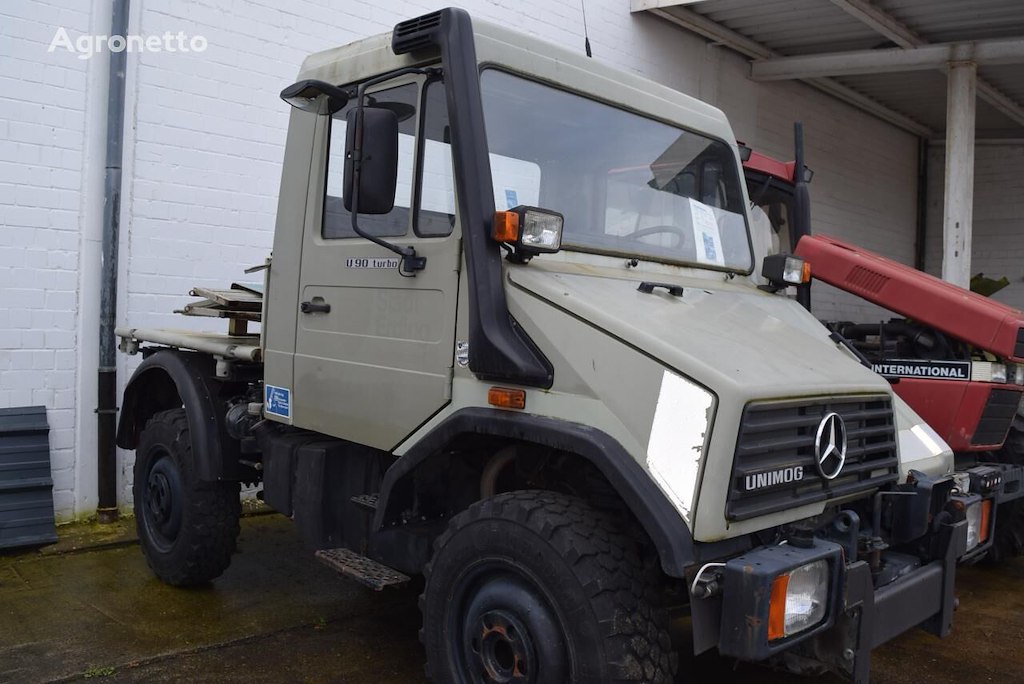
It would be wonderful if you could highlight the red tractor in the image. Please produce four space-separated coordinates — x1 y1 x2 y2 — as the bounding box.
742 127 1024 561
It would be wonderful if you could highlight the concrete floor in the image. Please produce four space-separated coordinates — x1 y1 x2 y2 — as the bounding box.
2 514 1023 683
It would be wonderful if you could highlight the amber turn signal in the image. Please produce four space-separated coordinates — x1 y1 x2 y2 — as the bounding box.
767 573 790 641
980 498 993 544
488 386 526 410
493 210 520 243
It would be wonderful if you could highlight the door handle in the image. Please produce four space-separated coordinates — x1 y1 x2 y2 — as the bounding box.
300 300 331 314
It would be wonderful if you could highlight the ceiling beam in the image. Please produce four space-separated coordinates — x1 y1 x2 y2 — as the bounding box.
829 0 1024 128
630 0 711 10
975 81 1024 127
801 77 931 136
643 6 931 136
751 38 1024 81
828 0 922 49
645 6 771 59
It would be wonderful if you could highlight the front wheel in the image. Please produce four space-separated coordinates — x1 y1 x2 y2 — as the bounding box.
133 408 241 586
420 490 674 683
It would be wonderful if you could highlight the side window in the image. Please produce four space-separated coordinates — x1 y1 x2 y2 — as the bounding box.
416 80 456 237
323 83 417 239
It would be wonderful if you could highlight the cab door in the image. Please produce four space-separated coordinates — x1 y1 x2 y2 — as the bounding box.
291 76 461 450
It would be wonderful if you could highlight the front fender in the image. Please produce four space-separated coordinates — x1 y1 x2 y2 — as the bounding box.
117 350 239 481
375 407 696 577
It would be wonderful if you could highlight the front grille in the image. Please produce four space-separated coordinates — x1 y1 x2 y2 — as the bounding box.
727 395 898 521
971 388 1020 446
1015 327 1024 360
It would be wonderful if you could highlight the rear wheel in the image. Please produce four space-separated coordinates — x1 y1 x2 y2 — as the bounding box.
988 416 1024 563
133 408 241 586
420 490 674 683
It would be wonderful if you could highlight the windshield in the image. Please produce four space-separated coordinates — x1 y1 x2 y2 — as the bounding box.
480 70 752 271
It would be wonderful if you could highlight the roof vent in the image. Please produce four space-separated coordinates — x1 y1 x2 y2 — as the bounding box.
392 10 444 55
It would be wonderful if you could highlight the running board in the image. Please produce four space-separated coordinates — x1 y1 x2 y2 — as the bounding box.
350 493 379 512
314 548 410 591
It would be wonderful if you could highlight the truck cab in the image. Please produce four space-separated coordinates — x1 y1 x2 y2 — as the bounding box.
116 9 968 682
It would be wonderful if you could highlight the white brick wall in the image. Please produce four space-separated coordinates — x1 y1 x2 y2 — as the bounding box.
2 0 928 518
925 144 1024 311
0 0 93 519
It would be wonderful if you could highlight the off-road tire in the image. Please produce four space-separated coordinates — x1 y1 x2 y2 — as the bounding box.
988 416 1024 563
133 408 241 586
420 490 675 683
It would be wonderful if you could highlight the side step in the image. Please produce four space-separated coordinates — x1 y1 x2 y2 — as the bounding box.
315 548 410 591
350 493 379 512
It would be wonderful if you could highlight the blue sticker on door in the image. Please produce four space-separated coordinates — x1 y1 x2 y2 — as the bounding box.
265 385 291 418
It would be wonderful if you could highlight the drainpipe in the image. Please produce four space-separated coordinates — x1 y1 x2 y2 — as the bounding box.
914 137 929 271
97 0 129 523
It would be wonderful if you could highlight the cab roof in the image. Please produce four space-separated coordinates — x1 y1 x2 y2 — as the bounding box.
295 12 737 147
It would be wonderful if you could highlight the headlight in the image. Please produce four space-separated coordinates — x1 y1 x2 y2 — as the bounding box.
492 205 563 257
964 499 993 551
519 208 563 252
972 361 1013 383
965 501 982 550
991 363 1008 383
1013 365 1024 385
768 559 829 640
761 254 811 288
719 542 841 660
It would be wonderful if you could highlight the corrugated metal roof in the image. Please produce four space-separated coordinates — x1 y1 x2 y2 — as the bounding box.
980 63 1024 111
692 0 885 56
836 70 1023 132
878 0 1024 43
648 0 1024 138
0 406 58 550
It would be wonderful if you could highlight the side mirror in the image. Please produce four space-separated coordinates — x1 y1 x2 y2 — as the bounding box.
343 107 399 215
280 79 349 115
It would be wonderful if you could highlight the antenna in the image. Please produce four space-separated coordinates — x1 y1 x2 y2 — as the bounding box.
580 0 592 57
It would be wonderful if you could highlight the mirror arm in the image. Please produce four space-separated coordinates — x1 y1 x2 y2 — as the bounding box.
346 67 442 275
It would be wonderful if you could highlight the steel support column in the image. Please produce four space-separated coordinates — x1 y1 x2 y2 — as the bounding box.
941 50 976 288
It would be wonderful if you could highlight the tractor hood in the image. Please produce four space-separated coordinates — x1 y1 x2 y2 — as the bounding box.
508 263 888 402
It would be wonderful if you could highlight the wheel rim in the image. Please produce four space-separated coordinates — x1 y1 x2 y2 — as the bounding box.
142 451 184 553
451 564 569 683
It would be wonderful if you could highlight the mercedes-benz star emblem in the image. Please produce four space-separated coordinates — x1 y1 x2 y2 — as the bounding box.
814 412 847 480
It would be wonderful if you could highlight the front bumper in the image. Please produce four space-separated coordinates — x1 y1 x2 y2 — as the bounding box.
710 518 966 683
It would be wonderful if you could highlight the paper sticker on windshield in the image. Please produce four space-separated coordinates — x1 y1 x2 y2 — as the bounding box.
688 199 725 266
491 154 540 209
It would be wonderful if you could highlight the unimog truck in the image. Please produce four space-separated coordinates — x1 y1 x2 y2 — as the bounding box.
116 9 968 683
